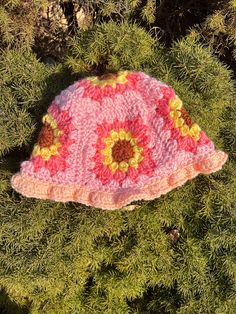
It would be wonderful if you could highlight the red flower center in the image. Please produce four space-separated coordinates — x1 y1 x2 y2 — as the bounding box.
112 140 134 162
179 108 193 126
38 123 54 148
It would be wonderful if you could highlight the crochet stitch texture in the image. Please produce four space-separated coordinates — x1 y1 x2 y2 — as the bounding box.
11 71 228 210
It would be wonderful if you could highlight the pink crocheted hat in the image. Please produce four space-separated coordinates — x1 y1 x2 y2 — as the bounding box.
11 71 228 210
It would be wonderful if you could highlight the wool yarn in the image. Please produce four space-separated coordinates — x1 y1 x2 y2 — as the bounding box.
11 71 228 210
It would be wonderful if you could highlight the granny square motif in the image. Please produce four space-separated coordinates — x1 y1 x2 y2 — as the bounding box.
11 71 228 209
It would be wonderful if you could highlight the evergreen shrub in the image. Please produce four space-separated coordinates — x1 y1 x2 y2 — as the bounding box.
0 7 235 314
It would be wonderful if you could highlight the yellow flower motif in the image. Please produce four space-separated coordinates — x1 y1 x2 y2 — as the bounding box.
32 146 41 156
87 71 129 88
42 113 57 129
128 158 139 169
32 114 62 160
118 128 126 140
168 96 201 141
119 161 129 172
110 130 119 141
53 129 61 137
130 138 137 146
101 147 112 157
110 162 119 172
181 125 190 136
189 123 201 140
40 148 51 160
104 137 114 147
125 131 132 141
169 110 181 120
50 143 61 155
101 128 144 173
103 156 113 165
169 96 183 110
174 118 184 128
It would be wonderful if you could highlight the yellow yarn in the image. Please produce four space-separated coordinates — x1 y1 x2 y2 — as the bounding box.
101 128 144 172
169 96 201 140
87 71 129 88
169 96 182 110
119 161 129 172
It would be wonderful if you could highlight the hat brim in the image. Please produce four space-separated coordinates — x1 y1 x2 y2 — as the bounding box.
11 150 228 210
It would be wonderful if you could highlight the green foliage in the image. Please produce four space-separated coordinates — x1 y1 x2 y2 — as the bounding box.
0 49 75 157
165 31 234 145
66 21 157 73
0 50 43 156
196 0 236 67
0 0 236 312
0 0 48 49
229 0 236 10
0 287 29 314
79 0 156 25
0 19 235 313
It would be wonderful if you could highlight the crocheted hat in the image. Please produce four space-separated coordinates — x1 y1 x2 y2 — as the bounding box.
11 71 228 210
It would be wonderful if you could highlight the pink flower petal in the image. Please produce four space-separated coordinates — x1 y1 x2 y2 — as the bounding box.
198 131 211 145
46 155 67 175
99 166 112 184
124 120 130 131
92 151 104 162
93 164 104 175
58 146 69 157
163 117 174 130
160 86 175 100
57 112 70 125
178 136 197 153
113 170 126 183
48 102 60 116
156 99 170 116
111 118 119 131
32 156 45 172
127 167 139 182
170 127 181 140
96 123 111 137
95 139 106 150
59 134 68 143
137 134 149 146
138 159 155 176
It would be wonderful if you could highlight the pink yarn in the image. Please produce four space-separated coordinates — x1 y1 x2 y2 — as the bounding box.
11 70 228 210
80 72 141 102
